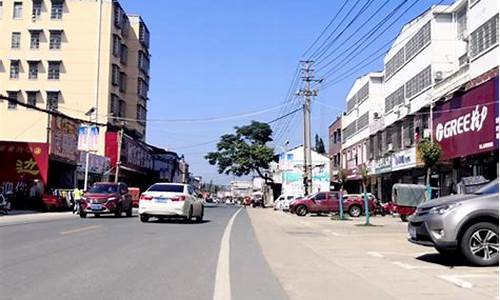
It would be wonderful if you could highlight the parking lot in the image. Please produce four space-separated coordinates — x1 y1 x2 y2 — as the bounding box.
248 209 499 300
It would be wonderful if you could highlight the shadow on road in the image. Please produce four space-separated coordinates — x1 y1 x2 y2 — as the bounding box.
415 252 497 268
147 218 211 225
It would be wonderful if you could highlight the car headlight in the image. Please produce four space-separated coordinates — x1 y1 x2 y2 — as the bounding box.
107 197 118 201
429 203 461 215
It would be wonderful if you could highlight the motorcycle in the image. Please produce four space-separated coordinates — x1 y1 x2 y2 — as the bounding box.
0 194 12 214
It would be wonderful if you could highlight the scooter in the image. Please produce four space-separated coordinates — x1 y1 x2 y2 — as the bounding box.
0 194 12 214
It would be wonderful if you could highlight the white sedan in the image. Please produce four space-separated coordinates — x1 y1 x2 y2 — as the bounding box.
139 183 204 223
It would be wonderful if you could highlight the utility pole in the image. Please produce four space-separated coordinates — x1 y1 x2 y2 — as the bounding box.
297 60 321 196
114 124 124 183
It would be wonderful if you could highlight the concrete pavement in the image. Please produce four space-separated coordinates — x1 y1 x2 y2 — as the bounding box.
247 209 499 300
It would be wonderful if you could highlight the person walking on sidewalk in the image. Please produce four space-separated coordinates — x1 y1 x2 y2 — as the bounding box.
73 187 82 214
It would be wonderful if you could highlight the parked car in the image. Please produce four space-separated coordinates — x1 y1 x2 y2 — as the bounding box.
408 179 499 266
80 182 133 218
289 192 377 217
339 194 378 217
138 183 204 223
274 194 301 211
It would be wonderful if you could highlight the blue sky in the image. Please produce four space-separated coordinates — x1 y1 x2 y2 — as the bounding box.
120 0 452 184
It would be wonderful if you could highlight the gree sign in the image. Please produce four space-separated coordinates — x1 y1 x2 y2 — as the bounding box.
433 77 498 160
435 105 488 142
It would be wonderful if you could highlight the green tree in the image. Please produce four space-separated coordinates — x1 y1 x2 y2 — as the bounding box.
205 121 275 182
314 134 326 154
418 137 442 201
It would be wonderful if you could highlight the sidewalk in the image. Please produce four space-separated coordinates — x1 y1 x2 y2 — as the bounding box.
247 208 498 300
0 210 74 226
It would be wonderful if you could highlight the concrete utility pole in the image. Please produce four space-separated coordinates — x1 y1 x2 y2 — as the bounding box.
297 60 321 196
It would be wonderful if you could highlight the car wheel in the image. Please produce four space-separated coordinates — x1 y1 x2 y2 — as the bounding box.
185 206 193 223
126 204 133 217
295 205 308 217
196 206 204 223
348 205 362 218
140 214 149 223
460 222 499 266
400 215 408 222
79 211 87 218
114 204 122 218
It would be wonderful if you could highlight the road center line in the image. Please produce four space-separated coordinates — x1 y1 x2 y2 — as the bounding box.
60 225 101 235
213 207 243 300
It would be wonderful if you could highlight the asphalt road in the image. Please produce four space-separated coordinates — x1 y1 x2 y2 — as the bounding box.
0 205 287 300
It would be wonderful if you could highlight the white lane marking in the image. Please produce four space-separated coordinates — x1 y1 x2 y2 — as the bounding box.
367 251 385 258
438 275 474 289
213 207 243 300
391 261 439 270
60 225 101 235
321 229 341 236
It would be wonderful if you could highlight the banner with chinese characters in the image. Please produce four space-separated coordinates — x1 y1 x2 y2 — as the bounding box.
77 125 99 152
51 116 79 162
0 142 49 184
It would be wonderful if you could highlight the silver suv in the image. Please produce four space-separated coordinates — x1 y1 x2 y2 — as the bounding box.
408 179 498 266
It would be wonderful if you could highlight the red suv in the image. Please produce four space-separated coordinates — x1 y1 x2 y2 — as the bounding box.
289 192 376 217
80 182 133 218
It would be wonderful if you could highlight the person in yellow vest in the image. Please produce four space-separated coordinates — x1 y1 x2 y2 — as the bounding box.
73 187 82 214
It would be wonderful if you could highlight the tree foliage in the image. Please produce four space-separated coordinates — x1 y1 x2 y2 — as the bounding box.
314 134 326 154
418 138 442 168
205 121 275 181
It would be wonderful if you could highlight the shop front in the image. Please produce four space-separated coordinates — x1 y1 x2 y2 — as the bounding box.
0 141 49 209
433 75 499 195
75 152 111 188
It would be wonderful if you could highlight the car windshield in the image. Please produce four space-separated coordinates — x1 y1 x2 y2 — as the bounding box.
474 180 499 195
89 184 118 194
148 184 184 193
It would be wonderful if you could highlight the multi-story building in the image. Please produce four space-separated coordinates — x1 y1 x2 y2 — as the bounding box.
328 116 342 187
0 0 151 192
341 72 384 192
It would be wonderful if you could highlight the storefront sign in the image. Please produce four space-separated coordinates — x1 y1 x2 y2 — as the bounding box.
51 116 79 162
374 156 392 174
0 142 49 184
433 77 499 160
77 152 110 174
105 132 153 171
392 147 417 171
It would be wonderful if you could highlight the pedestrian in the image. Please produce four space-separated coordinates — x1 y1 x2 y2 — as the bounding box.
73 187 82 214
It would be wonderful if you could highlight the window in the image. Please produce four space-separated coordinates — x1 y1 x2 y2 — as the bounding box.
28 61 38 79
121 16 130 38
113 4 122 28
49 30 62 49
112 64 120 85
30 31 40 49
342 121 356 142
112 35 121 57
137 78 148 98
110 94 119 116
385 48 405 79
7 91 18 110
405 22 431 61
119 72 127 92
10 60 20 79
470 14 499 58
48 61 61 79
357 83 369 104
27 91 37 107
118 99 125 117
138 51 150 74
314 193 326 200
50 0 63 20
456 5 467 39
11 32 21 48
120 44 128 64
385 86 404 113
46 91 59 110
147 184 184 193
32 0 42 19
357 112 369 130
405 66 431 100
136 104 146 123
13 2 22 19
346 96 356 112
139 22 150 48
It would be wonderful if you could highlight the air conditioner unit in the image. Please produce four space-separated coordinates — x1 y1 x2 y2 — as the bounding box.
434 71 444 82
460 32 469 42
373 112 380 120
387 143 393 152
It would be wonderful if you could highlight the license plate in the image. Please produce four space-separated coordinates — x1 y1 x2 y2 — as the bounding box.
155 197 170 203
91 204 102 210
408 226 417 239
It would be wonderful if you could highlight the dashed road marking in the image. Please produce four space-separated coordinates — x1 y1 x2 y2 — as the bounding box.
438 275 474 289
60 225 101 235
367 251 385 258
391 261 440 270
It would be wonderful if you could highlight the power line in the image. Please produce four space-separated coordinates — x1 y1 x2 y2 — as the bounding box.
308 0 364 60
310 0 376 61
301 0 350 58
